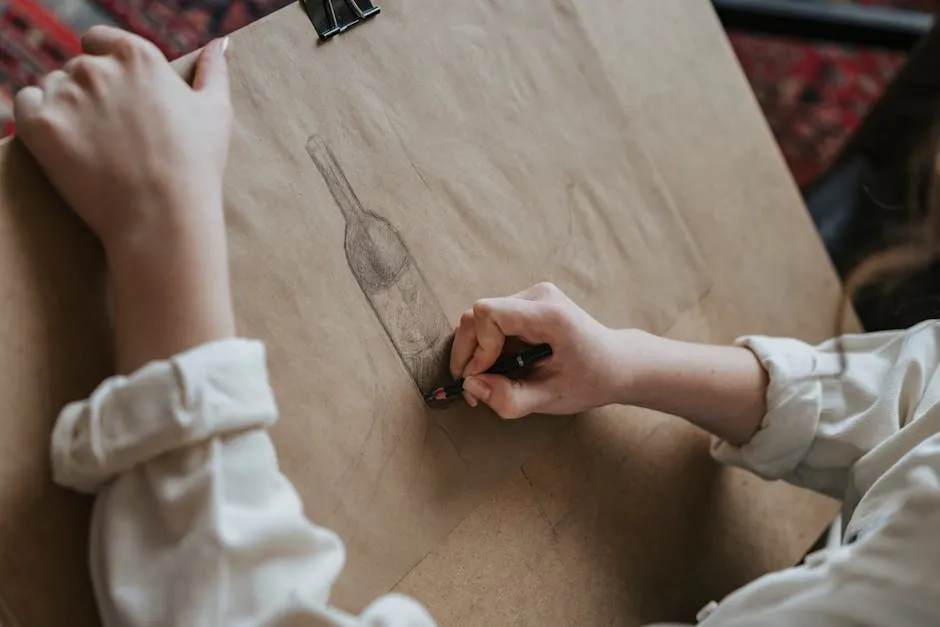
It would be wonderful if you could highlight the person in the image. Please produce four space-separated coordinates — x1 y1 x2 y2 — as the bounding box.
12 25 939 627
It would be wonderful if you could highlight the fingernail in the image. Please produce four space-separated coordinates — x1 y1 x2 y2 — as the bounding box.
463 391 479 408
215 36 230 57
463 377 491 403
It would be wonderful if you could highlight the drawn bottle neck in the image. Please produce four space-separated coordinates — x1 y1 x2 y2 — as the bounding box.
307 135 367 225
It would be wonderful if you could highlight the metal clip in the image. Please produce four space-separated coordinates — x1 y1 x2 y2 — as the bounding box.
303 0 380 41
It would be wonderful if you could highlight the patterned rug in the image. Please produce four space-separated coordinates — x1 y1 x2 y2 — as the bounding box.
89 0 293 58
0 0 937 186
729 33 908 185
1 0 83 135
0 0 291 134
728 0 939 184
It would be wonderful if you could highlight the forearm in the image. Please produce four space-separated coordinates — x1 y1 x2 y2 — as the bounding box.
612 330 768 445
107 203 235 374
51 339 435 626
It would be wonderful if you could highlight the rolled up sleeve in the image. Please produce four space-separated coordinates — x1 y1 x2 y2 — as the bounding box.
51 339 435 627
711 321 940 498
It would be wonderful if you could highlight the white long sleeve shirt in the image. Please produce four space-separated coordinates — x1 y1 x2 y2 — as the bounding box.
50 324 940 626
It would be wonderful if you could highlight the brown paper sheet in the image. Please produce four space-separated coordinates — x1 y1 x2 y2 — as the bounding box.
0 142 111 626
0 1 710 623
385 2 849 624
224 0 708 610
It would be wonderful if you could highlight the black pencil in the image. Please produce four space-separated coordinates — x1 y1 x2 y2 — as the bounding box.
424 343 553 406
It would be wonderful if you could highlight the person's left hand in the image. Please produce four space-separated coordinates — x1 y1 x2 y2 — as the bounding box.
13 27 237 373
13 26 233 254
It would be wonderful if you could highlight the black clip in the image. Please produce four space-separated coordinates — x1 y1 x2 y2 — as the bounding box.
303 0 380 41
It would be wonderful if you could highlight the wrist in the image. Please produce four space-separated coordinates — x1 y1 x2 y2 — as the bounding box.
104 200 235 373
599 328 665 407
605 331 768 444
102 192 224 264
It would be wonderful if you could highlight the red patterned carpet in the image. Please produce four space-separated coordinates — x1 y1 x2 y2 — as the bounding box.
0 0 937 185
87 0 293 58
0 0 291 134
1 0 82 136
729 32 908 185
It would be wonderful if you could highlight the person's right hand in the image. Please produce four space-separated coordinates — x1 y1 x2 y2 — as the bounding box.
450 282 642 419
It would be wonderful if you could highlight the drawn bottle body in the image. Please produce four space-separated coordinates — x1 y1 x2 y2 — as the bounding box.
307 136 451 394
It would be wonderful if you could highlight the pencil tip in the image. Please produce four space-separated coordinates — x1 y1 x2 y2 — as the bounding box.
424 386 444 405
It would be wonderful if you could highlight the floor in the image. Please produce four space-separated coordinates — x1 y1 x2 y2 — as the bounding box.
36 0 115 30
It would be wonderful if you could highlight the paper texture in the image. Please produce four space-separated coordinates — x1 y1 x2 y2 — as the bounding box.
221 0 707 610
387 2 848 624
0 1 708 623
0 141 111 626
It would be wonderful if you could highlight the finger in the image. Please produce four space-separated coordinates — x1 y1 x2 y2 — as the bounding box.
464 374 555 420
462 389 479 408
463 298 555 376
13 86 43 125
63 55 112 89
192 37 230 98
83 26 166 67
63 54 107 74
450 309 478 378
81 25 135 56
39 70 69 94
513 281 566 303
63 56 84 74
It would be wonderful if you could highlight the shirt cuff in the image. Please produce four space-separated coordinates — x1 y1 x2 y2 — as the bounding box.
51 338 277 493
710 336 826 479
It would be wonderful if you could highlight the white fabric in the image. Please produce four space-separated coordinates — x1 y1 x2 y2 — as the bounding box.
50 324 940 626
52 339 434 627
699 321 940 626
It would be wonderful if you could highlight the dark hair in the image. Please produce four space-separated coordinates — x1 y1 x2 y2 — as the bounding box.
840 119 940 333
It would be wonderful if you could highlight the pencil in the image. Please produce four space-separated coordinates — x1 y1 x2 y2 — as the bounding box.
424 343 553 406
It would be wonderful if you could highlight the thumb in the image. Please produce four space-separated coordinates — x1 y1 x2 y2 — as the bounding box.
464 374 554 420
463 297 555 376
12 86 43 143
193 37 230 97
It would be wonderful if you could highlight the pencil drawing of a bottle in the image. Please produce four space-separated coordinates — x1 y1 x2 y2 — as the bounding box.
306 135 451 397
